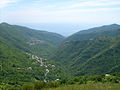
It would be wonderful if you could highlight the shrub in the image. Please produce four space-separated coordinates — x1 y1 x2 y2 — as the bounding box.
87 81 96 84
47 81 60 88
67 80 75 85
8 88 17 90
86 76 103 82
22 84 34 90
34 82 45 90
59 79 68 84
78 80 87 84
102 76 120 83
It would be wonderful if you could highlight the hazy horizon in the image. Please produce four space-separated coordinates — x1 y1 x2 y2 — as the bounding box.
1 0 120 36
1 22 120 36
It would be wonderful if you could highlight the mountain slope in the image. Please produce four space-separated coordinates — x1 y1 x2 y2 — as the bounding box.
0 23 67 85
0 40 43 84
0 23 65 57
51 24 120 76
0 40 67 85
65 24 120 41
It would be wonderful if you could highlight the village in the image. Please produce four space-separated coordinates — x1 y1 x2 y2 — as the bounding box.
26 53 57 82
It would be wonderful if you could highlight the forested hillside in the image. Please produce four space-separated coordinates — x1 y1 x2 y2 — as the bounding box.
0 23 65 57
0 23 67 88
52 24 120 76
1 23 120 89
65 24 120 41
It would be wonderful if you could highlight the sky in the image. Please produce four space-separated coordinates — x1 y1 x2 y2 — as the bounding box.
0 0 120 36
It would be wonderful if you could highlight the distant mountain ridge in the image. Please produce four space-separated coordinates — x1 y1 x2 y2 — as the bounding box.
65 24 120 41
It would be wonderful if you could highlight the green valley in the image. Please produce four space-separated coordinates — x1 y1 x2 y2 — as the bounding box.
1 23 120 90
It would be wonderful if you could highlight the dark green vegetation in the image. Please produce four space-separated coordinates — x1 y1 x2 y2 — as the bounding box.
0 43 64 85
0 22 65 57
65 24 120 41
43 83 120 90
0 23 66 89
1 23 120 90
52 24 120 76
4 73 120 90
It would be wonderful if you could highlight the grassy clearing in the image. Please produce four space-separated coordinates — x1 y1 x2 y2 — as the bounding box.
43 83 120 90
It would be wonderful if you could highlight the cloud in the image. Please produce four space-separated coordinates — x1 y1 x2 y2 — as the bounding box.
0 0 20 8
2 6 120 23
1 0 120 24
23 0 120 12
62 0 120 9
